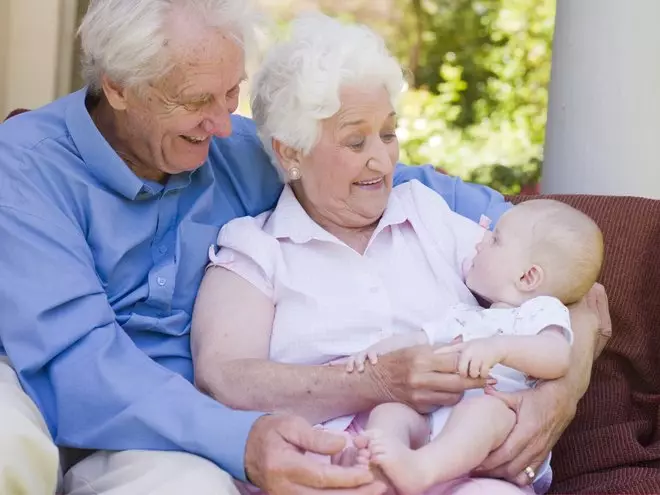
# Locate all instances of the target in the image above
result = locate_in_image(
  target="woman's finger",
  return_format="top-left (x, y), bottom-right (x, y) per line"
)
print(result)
top-left (433, 343), bottom-right (463, 355)
top-left (415, 370), bottom-right (487, 393)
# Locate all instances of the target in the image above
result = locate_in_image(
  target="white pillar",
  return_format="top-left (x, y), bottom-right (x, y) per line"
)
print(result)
top-left (542, 0), bottom-right (660, 199)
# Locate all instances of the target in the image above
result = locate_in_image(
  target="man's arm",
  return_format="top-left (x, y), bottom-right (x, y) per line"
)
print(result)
top-left (0, 204), bottom-right (261, 480)
top-left (393, 164), bottom-right (512, 225)
top-left (192, 267), bottom-right (485, 423)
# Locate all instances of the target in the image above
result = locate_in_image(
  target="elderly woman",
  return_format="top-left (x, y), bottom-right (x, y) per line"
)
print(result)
top-left (192, 13), bottom-right (605, 495)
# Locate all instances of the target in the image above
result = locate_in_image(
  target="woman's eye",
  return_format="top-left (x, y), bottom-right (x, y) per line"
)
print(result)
top-left (348, 140), bottom-right (365, 150)
top-left (381, 133), bottom-right (397, 142)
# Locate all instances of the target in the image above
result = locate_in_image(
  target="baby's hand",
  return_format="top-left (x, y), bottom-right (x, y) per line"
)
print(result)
top-left (345, 349), bottom-right (380, 373)
top-left (436, 337), bottom-right (505, 378)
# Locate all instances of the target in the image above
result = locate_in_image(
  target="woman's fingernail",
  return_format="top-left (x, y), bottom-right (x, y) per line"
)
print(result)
top-left (486, 378), bottom-right (498, 385)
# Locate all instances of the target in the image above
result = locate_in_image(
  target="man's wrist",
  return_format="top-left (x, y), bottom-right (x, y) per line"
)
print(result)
top-left (538, 375), bottom-right (581, 414)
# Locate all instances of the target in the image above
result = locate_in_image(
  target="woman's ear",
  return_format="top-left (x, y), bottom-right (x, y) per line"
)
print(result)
top-left (516, 264), bottom-right (544, 292)
top-left (272, 139), bottom-right (301, 173)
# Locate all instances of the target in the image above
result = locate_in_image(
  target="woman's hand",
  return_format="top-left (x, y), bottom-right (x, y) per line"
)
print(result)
top-left (245, 414), bottom-right (387, 495)
top-left (369, 344), bottom-right (488, 413)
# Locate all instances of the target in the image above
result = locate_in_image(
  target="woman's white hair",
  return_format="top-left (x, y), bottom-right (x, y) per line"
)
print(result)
top-left (79, 0), bottom-right (259, 93)
top-left (250, 13), bottom-right (404, 178)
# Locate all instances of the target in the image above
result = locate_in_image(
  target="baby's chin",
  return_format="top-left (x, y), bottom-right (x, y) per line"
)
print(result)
top-left (461, 258), bottom-right (474, 279)
top-left (465, 275), bottom-right (492, 304)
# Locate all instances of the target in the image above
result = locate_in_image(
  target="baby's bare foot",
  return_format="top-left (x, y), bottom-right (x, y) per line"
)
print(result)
top-left (366, 429), bottom-right (433, 495)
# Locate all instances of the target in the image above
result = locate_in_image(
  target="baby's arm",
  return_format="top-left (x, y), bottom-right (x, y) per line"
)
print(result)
top-left (492, 328), bottom-right (571, 379)
top-left (437, 327), bottom-right (571, 380)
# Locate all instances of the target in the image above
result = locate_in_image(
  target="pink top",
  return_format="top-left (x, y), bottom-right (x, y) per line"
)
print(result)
top-left (209, 179), bottom-right (485, 366)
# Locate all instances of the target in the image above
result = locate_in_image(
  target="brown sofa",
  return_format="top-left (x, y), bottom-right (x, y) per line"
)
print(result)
top-left (511, 194), bottom-right (660, 494)
top-left (4, 110), bottom-right (660, 492)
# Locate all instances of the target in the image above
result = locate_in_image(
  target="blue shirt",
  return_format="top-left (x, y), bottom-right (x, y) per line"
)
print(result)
top-left (0, 89), bottom-right (510, 479)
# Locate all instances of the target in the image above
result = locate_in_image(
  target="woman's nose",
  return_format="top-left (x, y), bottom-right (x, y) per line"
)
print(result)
top-left (368, 145), bottom-right (395, 173)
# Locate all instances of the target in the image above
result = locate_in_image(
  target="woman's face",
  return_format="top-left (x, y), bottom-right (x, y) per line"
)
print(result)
top-left (290, 85), bottom-right (399, 230)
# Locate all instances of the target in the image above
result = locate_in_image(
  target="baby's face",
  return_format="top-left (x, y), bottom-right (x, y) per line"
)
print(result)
top-left (465, 207), bottom-right (532, 303)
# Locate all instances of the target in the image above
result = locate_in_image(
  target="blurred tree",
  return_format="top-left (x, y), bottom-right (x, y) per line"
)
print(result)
top-left (255, 0), bottom-right (555, 193)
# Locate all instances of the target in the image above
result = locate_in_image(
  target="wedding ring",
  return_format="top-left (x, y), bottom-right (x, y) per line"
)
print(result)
top-left (524, 466), bottom-right (536, 480)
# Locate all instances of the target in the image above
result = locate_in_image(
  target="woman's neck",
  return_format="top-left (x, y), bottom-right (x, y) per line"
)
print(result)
top-left (291, 184), bottom-right (379, 255)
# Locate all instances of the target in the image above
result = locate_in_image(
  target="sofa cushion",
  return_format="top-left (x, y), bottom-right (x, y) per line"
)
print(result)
top-left (512, 194), bottom-right (660, 493)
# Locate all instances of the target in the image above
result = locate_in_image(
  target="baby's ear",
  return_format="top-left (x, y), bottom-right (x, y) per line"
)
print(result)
top-left (517, 264), bottom-right (544, 292)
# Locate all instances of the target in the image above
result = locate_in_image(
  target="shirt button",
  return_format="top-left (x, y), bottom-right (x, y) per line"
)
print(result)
top-left (158, 246), bottom-right (168, 254)
top-left (370, 286), bottom-right (380, 294)
top-left (157, 277), bottom-right (167, 286)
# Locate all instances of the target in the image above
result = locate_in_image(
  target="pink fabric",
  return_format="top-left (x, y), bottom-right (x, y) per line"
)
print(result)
top-left (235, 417), bottom-right (531, 495)
top-left (236, 475), bottom-right (532, 494)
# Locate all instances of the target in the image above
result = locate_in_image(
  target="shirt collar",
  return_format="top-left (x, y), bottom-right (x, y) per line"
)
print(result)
top-left (265, 184), bottom-right (409, 245)
top-left (65, 88), bottom-right (194, 200)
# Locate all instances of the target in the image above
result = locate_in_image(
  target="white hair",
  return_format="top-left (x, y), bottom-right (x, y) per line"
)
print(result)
top-left (78, 0), bottom-right (260, 93)
top-left (250, 13), bottom-right (404, 178)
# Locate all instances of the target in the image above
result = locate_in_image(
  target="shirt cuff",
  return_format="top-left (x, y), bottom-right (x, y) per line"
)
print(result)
top-left (208, 410), bottom-right (266, 481)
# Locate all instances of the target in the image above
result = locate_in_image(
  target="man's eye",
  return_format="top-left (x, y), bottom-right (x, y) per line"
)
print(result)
top-left (348, 140), bottom-right (365, 150)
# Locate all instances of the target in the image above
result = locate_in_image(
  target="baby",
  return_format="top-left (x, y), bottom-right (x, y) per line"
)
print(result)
top-left (344, 199), bottom-right (604, 495)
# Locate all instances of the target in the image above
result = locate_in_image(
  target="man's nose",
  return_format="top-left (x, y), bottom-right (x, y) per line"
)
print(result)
top-left (201, 104), bottom-right (233, 138)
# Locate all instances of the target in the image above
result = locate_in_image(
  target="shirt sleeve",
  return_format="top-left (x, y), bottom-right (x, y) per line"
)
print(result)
top-left (0, 202), bottom-right (263, 480)
top-left (208, 214), bottom-right (277, 299)
top-left (516, 296), bottom-right (574, 345)
top-left (393, 164), bottom-right (512, 226)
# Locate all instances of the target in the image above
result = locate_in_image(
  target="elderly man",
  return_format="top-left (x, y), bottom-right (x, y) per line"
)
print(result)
top-left (0, 1), bottom-right (609, 494)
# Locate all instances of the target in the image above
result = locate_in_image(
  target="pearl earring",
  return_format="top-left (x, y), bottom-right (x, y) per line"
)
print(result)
top-left (288, 167), bottom-right (301, 181)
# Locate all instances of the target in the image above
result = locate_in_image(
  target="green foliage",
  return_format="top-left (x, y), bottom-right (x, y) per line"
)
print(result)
top-left (254, 0), bottom-right (554, 193)
top-left (392, 0), bottom-right (554, 191)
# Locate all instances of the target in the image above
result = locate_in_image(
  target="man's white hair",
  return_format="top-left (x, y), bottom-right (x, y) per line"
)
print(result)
top-left (79, 0), bottom-right (259, 93)
top-left (250, 13), bottom-right (404, 177)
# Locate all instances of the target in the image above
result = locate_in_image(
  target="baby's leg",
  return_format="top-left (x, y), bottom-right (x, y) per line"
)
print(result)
top-left (369, 394), bottom-right (516, 495)
top-left (366, 402), bottom-right (431, 449)
top-left (360, 403), bottom-right (430, 489)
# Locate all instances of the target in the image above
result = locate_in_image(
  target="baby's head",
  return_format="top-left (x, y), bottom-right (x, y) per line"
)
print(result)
top-left (466, 199), bottom-right (604, 306)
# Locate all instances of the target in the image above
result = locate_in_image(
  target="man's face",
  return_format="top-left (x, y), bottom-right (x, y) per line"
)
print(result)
top-left (116, 29), bottom-right (246, 178)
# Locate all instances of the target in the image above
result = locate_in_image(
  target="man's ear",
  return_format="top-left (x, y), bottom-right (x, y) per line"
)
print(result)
top-left (516, 264), bottom-right (544, 292)
top-left (272, 139), bottom-right (302, 173)
top-left (101, 75), bottom-right (129, 111)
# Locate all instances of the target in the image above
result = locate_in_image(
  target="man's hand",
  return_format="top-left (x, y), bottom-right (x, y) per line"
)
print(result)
top-left (369, 344), bottom-right (487, 414)
top-left (245, 414), bottom-right (387, 495)
top-left (475, 381), bottom-right (575, 486)
top-left (572, 283), bottom-right (611, 358)
top-left (435, 337), bottom-right (505, 379)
